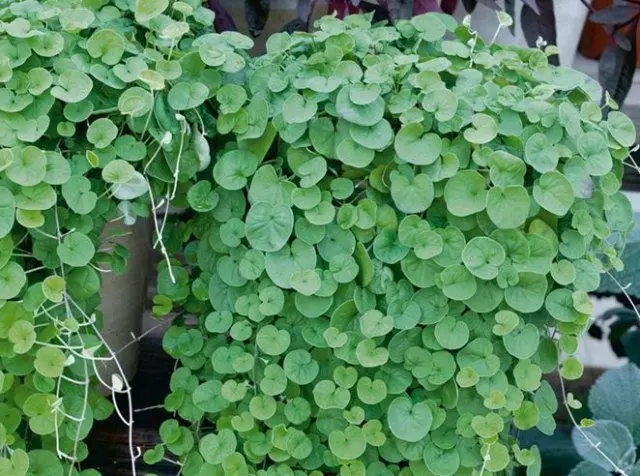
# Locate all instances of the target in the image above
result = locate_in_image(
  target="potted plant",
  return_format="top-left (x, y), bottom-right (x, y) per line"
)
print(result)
top-left (0, 0), bottom-right (240, 472)
top-left (143, 9), bottom-right (636, 476)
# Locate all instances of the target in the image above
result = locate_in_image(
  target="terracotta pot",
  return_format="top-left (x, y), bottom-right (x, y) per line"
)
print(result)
top-left (96, 218), bottom-right (152, 391)
top-left (579, 0), bottom-right (640, 66)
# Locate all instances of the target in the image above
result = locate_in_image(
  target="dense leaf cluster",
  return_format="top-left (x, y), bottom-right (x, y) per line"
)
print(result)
top-left (151, 8), bottom-right (635, 476)
top-left (0, 0), bottom-right (636, 475)
top-left (0, 0), bottom-right (230, 474)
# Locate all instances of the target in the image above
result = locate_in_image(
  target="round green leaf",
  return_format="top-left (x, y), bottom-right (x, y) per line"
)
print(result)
top-left (34, 347), bottom-right (66, 378)
top-left (86, 29), bottom-right (125, 65)
top-left (503, 322), bottom-right (540, 359)
top-left (87, 118), bottom-right (118, 149)
top-left (51, 71), bottom-right (93, 103)
top-left (199, 429), bottom-right (236, 465)
top-left (118, 87), bottom-right (154, 117)
top-left (168, 82), bottom-right (209, 110)
top-left (388, 396), bottom-right (432, 442)
top-left (7, 146), bottom-right (46, 186)
top-left (56, 232), bottom-right (95, 267)
top-left (533, 171), bottom-right (574, 216)
top-left (245, 202), bottom-right (293, 253)
top-left (504, 272), bottom-right (547, 313)
top-left (135, 0), bottom-right (169, 22)
top-left (0, 186), bottom-right (16, 238)
top-left (486, 186), bottom-right (530, 229)
top-left (0, 262), bottom-right (26, 300)
top-left (444, 170), bottom-right (487, 217)
top-left (391, 172), bottom-right (434, 214)
top-left (395, 122), bottom-right (442, 165)
top-left (462, 237), bottom-right (506, 280)
top-left (525, 133), bottom-right (559, 173)
top-left (464, 113), bottom-right (498, 144)
top-left (607, 110), bottom-right (636, 147)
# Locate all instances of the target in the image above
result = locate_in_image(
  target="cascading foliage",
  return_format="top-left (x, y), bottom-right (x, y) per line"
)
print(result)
top-left (151, 9), bottom-right (636, 476)
top-left (0, 0), bottom-right (636, 474)
top-left (0, 0), bottom-right (242, 473)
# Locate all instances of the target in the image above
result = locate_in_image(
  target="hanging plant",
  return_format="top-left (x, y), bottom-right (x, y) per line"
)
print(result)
top-left (0, 0), bottom-right (245, 473)
top-left (147, 9), bottom-right (635, 476)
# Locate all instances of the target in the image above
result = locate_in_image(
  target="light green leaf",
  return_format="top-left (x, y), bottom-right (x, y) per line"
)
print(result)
top-left (51, 71), bottom-right (93, 103)
top-left (136, 0), bottom-right (169, 22)
top-left (486, 186), bottom-right (530, 229)
top-left (444, 170), bottom-right (487, 217)
top-left (395, 122), bottom-right (442, 165)
top-left (388, 396), bottom-right (432, 442)
top-left (533, 171), bottom-right (574, 216)
top-left (56, 232), bottom-right (95, 267)
top-left (464, 113), bottom-right (498, 144)
top-left (86, 29), bottom-right (125, 65)
top-left (168, 82), bottom-right (209, 110)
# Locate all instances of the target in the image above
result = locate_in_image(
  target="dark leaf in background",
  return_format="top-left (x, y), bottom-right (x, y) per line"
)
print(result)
top-left (521, 0), bottom-right (558, 65)
top-left (441, 0), bottom-right (457, 14)
top-left (599, 22), bottom-right (638, 105)
top-left (614, 29), bottom-right (633, 51)
top-left (462, 0), bottom-right (477, 13)
top-left (281, 17), bottom-right (308, 33)
top-left (360, 1), bottom-right (393, 22)
top-left (386, 0), bottom-right (413, 19)
top-left (297, 0), bottom-right (318, 24)
top-left (245, 0), bottom-right (270, 37)
top-left (328, 0), bottom-right (361, 17)
top-left (505, 0), bottom-right (516, 34)
top-left (413, 0), bottom-right (441, 14)
top-left (207, 0), bottom-right (238, 31)
top-left (588, 323), bottom-right (604, 340)
top-left (590, 5), bottom-right (639, 25)
top-left (622, 330), bottom-right (640, 366)
top-left (609, 320), bottom-right (635, 357)
top-left (520, 0), bottom-right (540, 15)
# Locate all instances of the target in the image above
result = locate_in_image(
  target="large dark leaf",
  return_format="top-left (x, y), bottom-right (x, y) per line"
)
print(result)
top-left (599, 22), bottom-right (638, 105)
top-left (520, 0), bottom-right (540, 15)
top-left (441, 0), bottom-right (457, 14)
top-left (590, 5), bottom-right (639, 25)
top-left (521, 0), bottom-right (558, 65)
top-left (622, 330), bottom-right (640, 367)
top-left (461, 0), bottom-right (477, 13)
top-left (614, 29), bottom-right (633, 51)
top-left (245, 0), bottom-right (270, 37)
top-left (413, 0), bottom-right (441, 14)
top-left (505, 0), bottom-right (515, 34)
top-left (281, 17), bottom-right (308, 33)
top-left (207, 0), bottom-right (237, 31)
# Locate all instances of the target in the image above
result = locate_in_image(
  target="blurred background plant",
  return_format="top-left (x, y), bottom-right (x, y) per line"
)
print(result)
top-left (208, 0), bottom-right (640, 106)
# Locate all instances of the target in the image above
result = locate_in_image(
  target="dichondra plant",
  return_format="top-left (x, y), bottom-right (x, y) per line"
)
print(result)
top-left (149, 8), bottom-right (636, 476)
top-left (0, 0), bottom-right (240, 474)
top-left (0, 0), bottom-right (636, 474)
